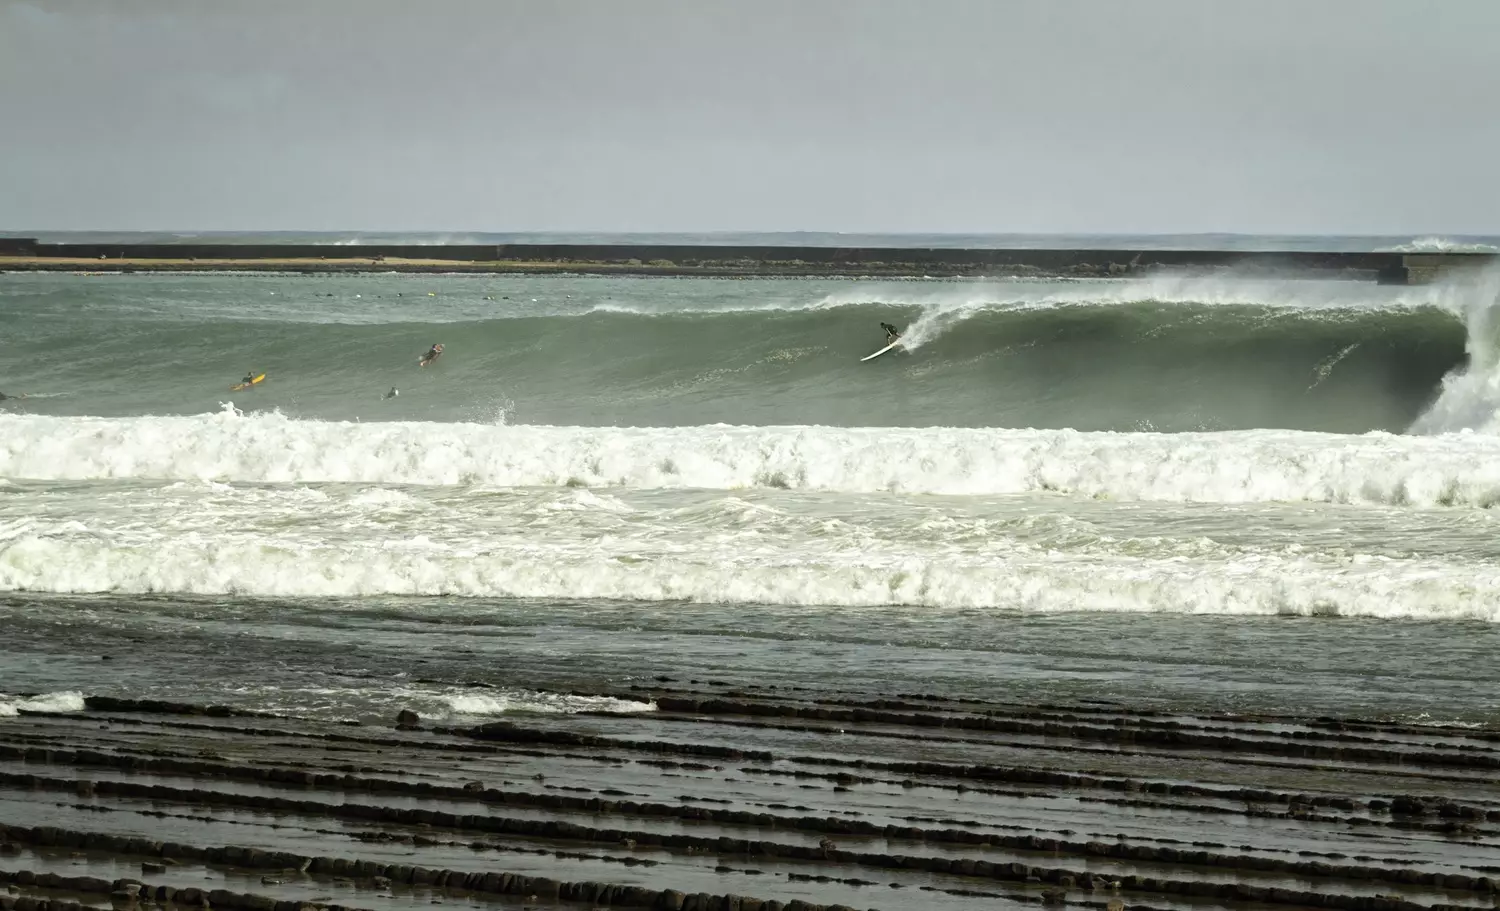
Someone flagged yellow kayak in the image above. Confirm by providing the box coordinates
[230,373,266,391]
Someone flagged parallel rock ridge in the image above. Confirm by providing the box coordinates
[1,683,1497,911]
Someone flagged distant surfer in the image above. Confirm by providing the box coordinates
[419,343,444,367]
[881,323,901,344]
[384,386,399,400]
[241,371,258,387]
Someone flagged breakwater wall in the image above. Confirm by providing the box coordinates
[1,238,1494,282]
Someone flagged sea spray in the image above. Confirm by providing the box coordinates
[1411,263,1500,434]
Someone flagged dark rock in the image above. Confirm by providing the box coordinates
[395,710,421,728]
[461,781,483,792]
[141,863,166,875]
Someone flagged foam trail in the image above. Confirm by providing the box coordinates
[7,410,1500,506]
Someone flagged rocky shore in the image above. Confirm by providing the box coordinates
[3,682,1497,911]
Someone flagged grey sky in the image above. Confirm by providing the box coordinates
[2,0,1498,234]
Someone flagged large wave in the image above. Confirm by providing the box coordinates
[3,296,1468,433]
[6,407,1500,507]
[15,267,1500,432]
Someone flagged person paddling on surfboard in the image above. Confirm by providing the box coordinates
[420,343,444,366]
[881,323,901,344]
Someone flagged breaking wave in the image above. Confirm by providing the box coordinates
[2,520,1496,620]
[0,691,86,717]
[4,273,1479,432]
[5,409,1500,506]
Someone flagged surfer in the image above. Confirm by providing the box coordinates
[241,371,259,387]
[384,386,399,400]
[881,322,901,344]
[420,343,444,365]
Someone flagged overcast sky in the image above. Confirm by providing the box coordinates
[2,0,1498,235]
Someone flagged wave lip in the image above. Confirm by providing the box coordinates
[7,411,1500,507]
[1378,236,1500,253]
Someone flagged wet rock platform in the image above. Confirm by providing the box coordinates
[2,682,1499,911]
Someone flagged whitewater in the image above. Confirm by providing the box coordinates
[5,264,1500,622]
[7,408,1500,506]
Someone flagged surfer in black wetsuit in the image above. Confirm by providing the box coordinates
[422,343,443,363]
[881,323,901,344]
[241,371,258,386]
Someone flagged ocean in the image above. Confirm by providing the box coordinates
[5,250,1500,716]
[4,242,1500,909]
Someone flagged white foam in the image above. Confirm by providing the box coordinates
[1412,264,1500,435]
[815,274,1441,318]
[1378,237,1500,253]
[813,274,1452,355]
[0,691,86,717]
[6,412,1500,507]
[436,691,656,717]
[1,529,1496,620]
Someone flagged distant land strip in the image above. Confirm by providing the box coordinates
[1,238,1494,281]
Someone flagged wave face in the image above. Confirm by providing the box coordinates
[0,272,1475,432]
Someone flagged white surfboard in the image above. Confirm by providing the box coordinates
[861,340,901,362]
